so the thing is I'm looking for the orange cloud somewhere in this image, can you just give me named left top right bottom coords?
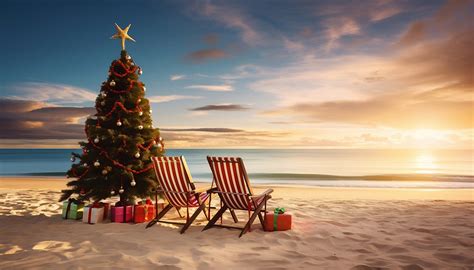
left=186, top=48, right=228, bottom=62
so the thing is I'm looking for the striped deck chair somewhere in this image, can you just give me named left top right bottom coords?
left=203, top=156, right=273, bottom=237
left=146, top=156, right=210, bottom=234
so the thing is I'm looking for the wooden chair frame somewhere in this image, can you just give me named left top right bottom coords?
left=146, top=156, right=210, bottom=234
left=203, top=156, right=273, bottom=237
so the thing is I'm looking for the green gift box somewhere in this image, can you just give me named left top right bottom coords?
left=62, top=199, right=84, bottom=220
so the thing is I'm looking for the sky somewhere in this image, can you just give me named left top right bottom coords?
left=0, top=0, right=472, bottom=149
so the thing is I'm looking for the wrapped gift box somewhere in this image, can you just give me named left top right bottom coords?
left=62, top=199, right=84, bottom=220
left=264, top=211, right=292, bottom=232
left=82, top=204, right=105, bottom=224
left=134, top=201, right=155, bottom=223
left=110, top=204, right=134, bottom=223
left=98, top=202, right=111, bottom=219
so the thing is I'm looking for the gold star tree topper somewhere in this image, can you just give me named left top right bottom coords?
left=110, top=23, right=136, bottom=50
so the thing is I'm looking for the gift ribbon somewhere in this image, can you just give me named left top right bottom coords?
left=88, top=206, right=93, bottom=224
left=123, top=205, right=127, bottom=223
left=273, top=207, right=285, bottom=231
left=144, top=205, right=149, bottom=221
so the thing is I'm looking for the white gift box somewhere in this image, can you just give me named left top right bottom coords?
left=82, top=206, right=105, bottom=224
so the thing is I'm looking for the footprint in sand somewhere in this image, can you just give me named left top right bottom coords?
left=350, top=265, right=382, bottom=270
left=159, top=255, right=181, bottom=265
left=401, top=264, right=424, bottom=270
left=32, top=241, right=72, bottom=252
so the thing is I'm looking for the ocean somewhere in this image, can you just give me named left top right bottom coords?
left=0, top=149, right=473, bottom=188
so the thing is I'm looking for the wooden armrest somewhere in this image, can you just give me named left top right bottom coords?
left=192, top=186, right=213, bottom=194
left=250, top=188, right=273, bottom=199
left=205, top=187, right=219, bottom=194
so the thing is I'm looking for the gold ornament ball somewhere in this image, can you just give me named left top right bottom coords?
left=110, top=190, right=115, bottom=195
left=131, top=181, right=136, bottom=187
left=143, top=86, right=146, bottom=92
left=94, top=161, right=100, bottom=167
left=119, top=187, right=124, bottom=194
left=138, top=111, right=143, bottom=116
left=134, top=152, right=141, bottom=158
left=116, top=120, right=122, bottom=126
left=102, top=169, right=108, bottom=175
left=109, top=80, right=116, bottom=87
left=94, top=137, right=100, bottom=143
left=138, top=125, right=143, bottom=130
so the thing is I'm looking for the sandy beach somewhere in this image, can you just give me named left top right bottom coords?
left=0, top=177, right=473, bottom=269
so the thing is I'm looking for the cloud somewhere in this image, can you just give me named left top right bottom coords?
left=203, top=33, right=219, bottom=45
left=191, top=1, right=262, bottom=45
left=0, top=98, right=94, bottom=139
left=434, top=0, right=470, bottom=23
left=190, top=104, right=250, bottom=111
left=147, top=95, right=201, bottom=103
left=186, top=48, right=228, bottom=62
left=265, top=94, right=472, bottom=129
left=161, top=128, right=244, bottom=133
left=170, top=74, right=186, bottom=81
left=370, top=6, right=402, bottom=22
left=255, top=2, right=473, bottom=130
left=7, top=82, right=96, bottom=105
left=398, top=21, right=426, bottom=46
left=185, top=84, right=233, bottom=92
left=324, top=17, right=361, bottom=50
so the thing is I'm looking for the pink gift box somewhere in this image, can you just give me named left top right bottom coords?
left=110, top=205, right=134, bottom=223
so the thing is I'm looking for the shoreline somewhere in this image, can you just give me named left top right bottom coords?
left=1, top=177, right=473, bottom=201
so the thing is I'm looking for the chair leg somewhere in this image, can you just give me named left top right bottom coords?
left=258, top=212, right=265, bottom=228
left=146, top=204, right=173, bottom=229
left=230, top=209, right=239, bottom=223
left=203, top=205, right=228, bottom=231
left=239, top=200, right=266, bottom=237
left=176, top=207, right=184, bottom=218
left=180, top=203, right=206, bottom=234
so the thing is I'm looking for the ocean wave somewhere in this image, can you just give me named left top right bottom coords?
left=4, top=171, right=473, bottom=183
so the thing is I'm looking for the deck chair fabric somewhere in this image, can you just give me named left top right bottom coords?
left=146, top=156, right=210, bottom=233
left=204, top=156, right=273, bottom=237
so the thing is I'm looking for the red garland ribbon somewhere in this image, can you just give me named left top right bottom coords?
left=104, top=101, right=141, bottom=117
left=108, top=80, right=136, bottom=94
left=109, top=60, right=138, bottom=78
left=85, top=129, right=153, bottom=175
left=137, top=138, right=160, bottom=151
left=71, top=167, right=90, bottom=179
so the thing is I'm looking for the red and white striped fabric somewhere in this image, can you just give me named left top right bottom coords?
left=207, top=156, right=257, bottom=210
left=151, top=156, right=200, bottom=207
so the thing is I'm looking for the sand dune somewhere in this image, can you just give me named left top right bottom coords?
left=0, top=179, right=473, bottom=269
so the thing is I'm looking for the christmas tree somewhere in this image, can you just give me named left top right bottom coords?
left=61, top=24, right=164, bottom=203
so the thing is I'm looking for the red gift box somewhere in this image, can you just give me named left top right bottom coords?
left=110, top=204, right=134, bottom=223
left=264, top=210, right=292, bottom=232
left=97, top=202, right=110, bottom=219
left=134, top=200, right=156, bottom=223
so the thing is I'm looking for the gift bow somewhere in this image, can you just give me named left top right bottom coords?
left=273, top=207, right=286, bottom=231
